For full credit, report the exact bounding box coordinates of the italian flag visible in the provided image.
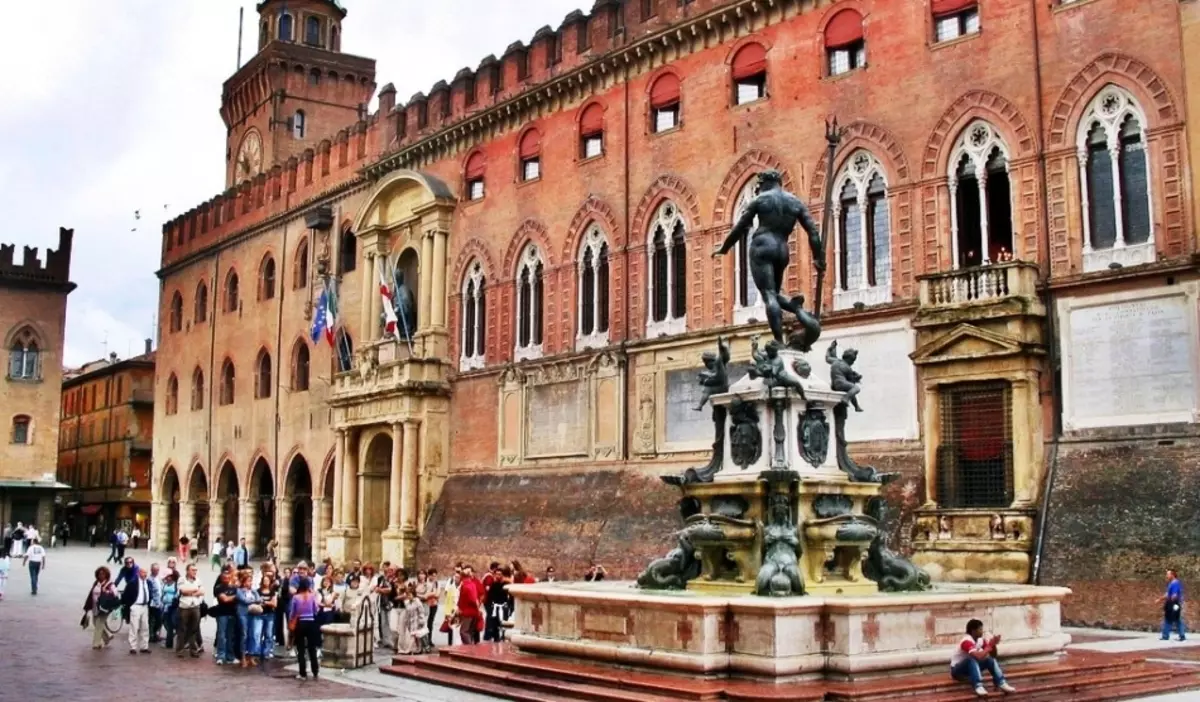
[379,264,398,336]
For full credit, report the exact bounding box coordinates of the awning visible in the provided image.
[81,505,103,516]
[0,479,71,490]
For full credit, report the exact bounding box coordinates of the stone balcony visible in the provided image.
[916,261,1045,324]
[328,337,450,423]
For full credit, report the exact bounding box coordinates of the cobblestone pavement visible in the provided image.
[0,545,498,702]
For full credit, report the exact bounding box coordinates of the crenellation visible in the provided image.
[0,227,74,287]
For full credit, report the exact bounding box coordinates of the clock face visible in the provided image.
[236,131,264,182]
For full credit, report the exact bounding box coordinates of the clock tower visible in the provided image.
[221,0,377,188]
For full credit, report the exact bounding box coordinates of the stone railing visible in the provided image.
[918,261,1039,308]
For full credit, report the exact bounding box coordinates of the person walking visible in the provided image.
[1158,568,1187,641]
[84,566,120,649]
[177,535,190,564]
[0,553,9,600]
[232,538,250,570]
[116,528,129,561]
[289,577,321,681]
[122,567,156,654]
[175,563,205,658]
[22,538,46,595]
[456,565,484,645]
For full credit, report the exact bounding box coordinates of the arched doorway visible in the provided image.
[361,432,392,564]
[161,465,181,545]
[216,461,239,548]
[287,455,313,561]
[250,457,275,555]
[187,464,210,554]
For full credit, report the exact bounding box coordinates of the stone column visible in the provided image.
[401,419,420,532]
[179,501,196,551]
[276,496,294,562]
[976,168,990,263]
[360,250,374,342]
[341,430,359,531]
[311,497,327,563]
[332,430,345,527]
[431,230,448,329]
[241,497,259,557]
[418,232,434,333]
[368,253,381,342]
[388,422,403,529]
[152,500,169,552]
[208,499,225,549]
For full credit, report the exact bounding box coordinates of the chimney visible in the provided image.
[144,338,152,355]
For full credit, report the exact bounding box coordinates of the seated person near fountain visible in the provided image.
[951,619,1018,697]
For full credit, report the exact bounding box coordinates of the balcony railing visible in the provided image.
[918,261,1039,309]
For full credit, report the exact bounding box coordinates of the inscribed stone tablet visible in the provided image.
[664,362,751,445]
[526,381,588,457]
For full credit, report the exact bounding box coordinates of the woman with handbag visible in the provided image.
[288,577,321,680]
[84,566,120,649]
[235,572,264,667]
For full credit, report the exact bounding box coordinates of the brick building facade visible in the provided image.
[57,347,155,541]
[1,227,75,532]
[153,0,1200,626]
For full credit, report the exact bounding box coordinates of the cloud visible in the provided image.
[2,0,583,368]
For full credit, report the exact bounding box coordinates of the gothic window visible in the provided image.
[647,201,687,337]
[832,151,892,310]
[259,255,276,300]
[577,226,611,349]
[1077,85,1155,272]
[933,0,980,43]
[224,270,240,313]
[514,245,545,361]
[305,16,322,46]
[219,359,235,406]
[731,43,767,105]
[293,110,306,139]
[166,374,179,416]
[292,340,310,392]
[519,129,542,182]
[255,349,272,399]
[191,367,205,410]
[339,227,357,274]
[195,281,208,323]
[465,151,486,200]
[278,13,293,42]
[7,327,40,380]
[580,104,604,159]
[825,9,865,76]
[11,415,30,444]
[936,381,1013,509]
[294,238,309,289]
[334,329,353,373]
[732,180,764,323]
[949,121,1013,268]
[649,73,681,133]
[460,261,487,371]
[169,292,183,333]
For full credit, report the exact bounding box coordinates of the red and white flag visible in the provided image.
[379,264,398,336]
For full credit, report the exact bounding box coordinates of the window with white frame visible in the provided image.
[647,201,687,337]
[460,261,487,370]
[949,121,1014,268]
[577,226,610,349]
[7,327,40,380]
[934,4,980,43]
[514,245,544,361]
[731,181,764,324]
[293,110,306,139]
[832,151,892,310]
[1077,85,1154,272]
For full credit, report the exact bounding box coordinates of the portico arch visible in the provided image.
[358,428,394,564]
[160,464,182,547]
[215,460,239,548]
[185,463,210,554]
[248,457,274,554]
[284,454,313,561]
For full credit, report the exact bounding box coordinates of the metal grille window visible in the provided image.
[936,381,1013,509]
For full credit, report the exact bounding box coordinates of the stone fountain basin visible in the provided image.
[508,581,1070,680]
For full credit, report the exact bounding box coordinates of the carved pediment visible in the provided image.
[910,324,1027,365]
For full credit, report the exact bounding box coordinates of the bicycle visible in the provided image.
[103,608,124,635]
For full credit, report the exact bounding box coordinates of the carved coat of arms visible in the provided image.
[799,408,829,468]
[728,399,762,469]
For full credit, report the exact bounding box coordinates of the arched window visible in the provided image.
[219,359,235,405]
[580,103,605,159]
[194,281,208,323]
[224,270,240,313]
[278,13,293,41]
[292,340,310,391]
[519,129,542,182]
[11,415,30,444]
[949,121,1013,268]
[259,20,269,50]
[825,9,865,76]
[577,226,610,349]
[832,151,892,309]
[460,261,487,371]
[331,24,340,51]
[191,367,205,411]
[933,0,980,43]
[647,201,687,337]
[293,110,306,139]
[305,15,322,46]
[308,68,321,86]
[514,244,544,361]
[732,180,764,323]
[169,292,184,333]
[465,151,486,201]
[7,327,40,380]
[649,73,681,133]
[1077,85,1154,272]
[334,329,353,373]
[731,43,768,105]
[255,349,273,399]
[338,227,357,274]
[166,374,179,416]
[294,238,309,289]
[259,255,276,301]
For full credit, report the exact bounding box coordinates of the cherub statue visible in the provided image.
[826,340,863,412]
[749,335,806,400]
[694,336,730,411]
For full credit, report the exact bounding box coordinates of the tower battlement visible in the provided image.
[0,227,75,290]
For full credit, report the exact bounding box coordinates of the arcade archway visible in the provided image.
[286,455,313,562]
[215,461,239,547]
[249,457,275,555]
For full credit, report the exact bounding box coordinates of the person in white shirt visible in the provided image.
[22,538,46,595]
[950,618,1017,697]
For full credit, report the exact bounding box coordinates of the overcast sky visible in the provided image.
[2,0,581,367]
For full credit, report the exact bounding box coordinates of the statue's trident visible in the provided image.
[813,116,843,319]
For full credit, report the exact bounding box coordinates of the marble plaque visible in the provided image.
[1065,292,1198,428]
[664,362,751,445]
[525,381,588,457]
[810,322,919,442]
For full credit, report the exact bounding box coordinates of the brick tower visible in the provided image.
[222,0,376,188]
